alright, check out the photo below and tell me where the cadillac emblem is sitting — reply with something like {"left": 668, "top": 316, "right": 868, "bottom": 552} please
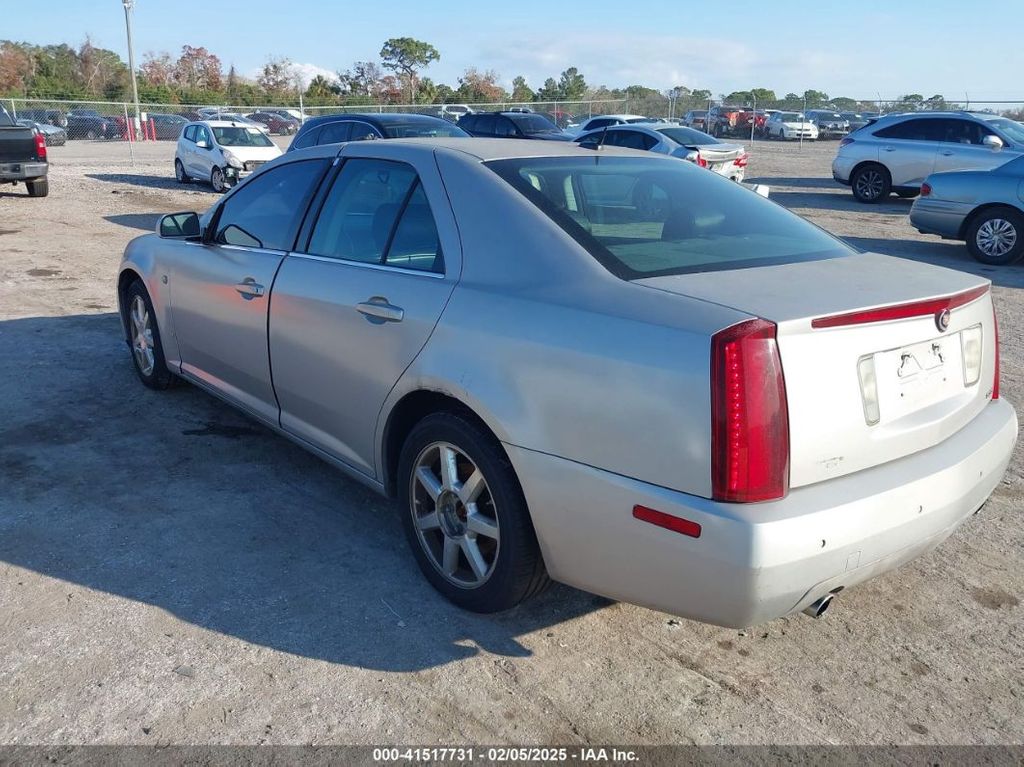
{"left": 936, "top": 308, "right": 951, "bottom": 332}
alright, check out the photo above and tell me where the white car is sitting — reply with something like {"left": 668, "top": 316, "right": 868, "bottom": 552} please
{"left": 766, "top": 112, "right": 819, "bottom": 141}
{"left": 564, "top": 113, "right": 651, "bottom": 137}
{"left": 174, "top": 120, "right": 283, "bottom": 193}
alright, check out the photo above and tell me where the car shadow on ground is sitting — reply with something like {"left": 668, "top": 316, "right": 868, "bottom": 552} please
{"left": 746, "top": 176, "right": 839, "bottom": 190}
{"left": 86, "top": 172, "right": 217, "bottom": 195}
{"left": 843, "top": 236, "right": 1024, "bottom": 289}
{"left": 0, "top": 312, "right": 602, "bottom": 672}
{"left": 766, "top": 190, "right": 915, "bottom": 215}
{"left": 104, "top": 213, "right": 162, "bottom": 231}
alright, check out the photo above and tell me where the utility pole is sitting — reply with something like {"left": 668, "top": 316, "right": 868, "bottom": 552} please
{"left": 122, "top": 0, "right": 141, "bottom": 137}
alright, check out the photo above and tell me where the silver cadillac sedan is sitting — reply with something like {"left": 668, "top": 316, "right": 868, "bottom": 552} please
{"left": 118, "top": 138, "right": 1017, "bottom": 627}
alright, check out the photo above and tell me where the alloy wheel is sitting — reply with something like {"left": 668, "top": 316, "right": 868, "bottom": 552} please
{"left": 976, "top": 218, "right": 1017, "bottom": 258}
{"left": 410, "top": 441, "right": 500, "bottom": 588}
{"left": 130, "top": 295, "right": 155, "bottom": 377}
{"left": 211, "top": 167, "right": 225, "bottom": 193}
{"left": 855, "top": 170, "right": 884, "bottom": 200}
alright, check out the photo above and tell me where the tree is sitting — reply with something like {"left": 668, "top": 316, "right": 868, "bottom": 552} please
{"left": 174, "top": 45, "right": 222, "bottom": 91}
{"left": 139, "top": 51, "right": 174, "bottom": 86}
{"left": 749, "top": 87, "right": 777, "bottom": 104}
{"left": 379, "top": 37, "right": 439, "bottom": 103}
{"left": 456, "top": 68, "right": 505, "bottom": 103}
{"left": 558, "top": 67, "right": 587, "bottom": 100}
{"left": 724, "top": 90, "right": 752, "bottom": 104}
{"left": 802, "top": 89, "right": 829, "bottom": 107}
{"left": 0, "top": 41, "right": 33, "bottom": 93}
{"left": 306, "top": 74, "right": 338, "bottom": 101}
{"left": 339, "top": 61, "right": 384, "bottom": 100}
{"left": 511, "top": 75, "right": 534, "bottom": 102}
{"left": 78, "top": 38, "right": 129, "bottom": 98}
{"left": 691, "top": 89, "right": 712, "bottom": 102}
{"left": 536, "top": 77, "right": 560, "bottom": 101}
{"left": 257, "top": 56, "right": 295, "bottom": 95}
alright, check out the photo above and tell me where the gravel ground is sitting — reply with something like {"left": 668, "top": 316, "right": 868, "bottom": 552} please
{"left": 0, "top": 137, "right": 1021, "bottom": 746}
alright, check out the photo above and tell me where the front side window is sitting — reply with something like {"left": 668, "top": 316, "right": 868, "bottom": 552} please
{"left": 318, "top": 121, "right": 352, "bottom": 144}
{"left": 290, "top": 126, "right": 321, "bottom": 150}
{"left": 214, "top": 159, "right": 329, "bottom": 250}
{"left": 195, "top": 126, "right": 210, "bottom": 144}
{"left": 486, "top": 156, "right": 852, "bottom": 278}
{"left": 307, "top": 159, "right": 442, "bottom": 273}
{"left": 979, "top": 116, "right": 1024, "bottom": 144}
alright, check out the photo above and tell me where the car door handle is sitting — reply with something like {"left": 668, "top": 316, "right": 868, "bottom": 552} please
{"left": 940, "top": 150, "right": 955, "bottom": 156}
{"left": 235, "top": 279, "right": 265, "bottom": 299}
{"left": 883, "top": 146, "right": 895, "bottom": 152}
{"left": 357, "top": 299, "right": 404, "bottom": 323}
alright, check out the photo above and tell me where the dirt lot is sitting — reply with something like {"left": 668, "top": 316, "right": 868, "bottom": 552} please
{"left": 0, "top": 137, "right": 1022, "bottom": 746}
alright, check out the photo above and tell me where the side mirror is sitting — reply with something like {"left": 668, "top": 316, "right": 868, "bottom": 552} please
{"left": 196, "top": 139, "right": 209, "bottom": 149}
{"left": 982, "top": 134, "right": 1004, "bottom": 150}
{"left": 158, "top": 212, "right": 201, "bottom": 239}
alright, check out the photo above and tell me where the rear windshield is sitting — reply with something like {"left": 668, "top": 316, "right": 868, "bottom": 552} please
{"left": 657, "top": 127, "right": 719, "bottom": 146}
{"left": 0, "top": 106, "right": 13, "bottom": 127}
{"left": 486, "top": 156, "right": 851, "bottom": 279}
{"left": 507, "top": 114, "right": 562, "bottom": 135}
{"left": 382, "top": 122, "right": 468, "bottom": 138}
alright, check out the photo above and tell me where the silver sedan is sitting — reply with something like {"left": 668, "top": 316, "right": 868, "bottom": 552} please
{"left": 118, "top": 138, "right": 1016, "bottom": 627}
{"left": 911, "top": 155, "right": 1024, "bottom": 265}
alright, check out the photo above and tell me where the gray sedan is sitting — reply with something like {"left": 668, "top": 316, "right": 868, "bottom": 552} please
{"left": 911, "top": 155, "right": 1024, "bottom": 265}
{"left": 117, "top": 139, "right": 1016, "bottom": 627}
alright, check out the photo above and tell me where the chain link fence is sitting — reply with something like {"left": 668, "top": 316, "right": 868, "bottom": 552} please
{"left": 7, "top": 96, "right": 1024, "bottom": 167}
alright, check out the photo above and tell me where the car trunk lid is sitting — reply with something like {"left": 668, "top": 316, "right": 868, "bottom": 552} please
{"left": 636, "top": 252, "right": 997, "bottom": 489}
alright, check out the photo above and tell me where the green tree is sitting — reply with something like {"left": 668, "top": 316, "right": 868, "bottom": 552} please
{"left": 558, "top": 67, "right": 587, "bottom": 100}
{"left": 511, "top": 75, "right": 534, "bottom": 102}
{"left": 691, "top": 89, "right": 712, "bottom": 102}
{"left": 379, "top": 37, "right": 439, "bottom": 103}
{"left": 306, "top": 74, "right": 339, "bottom": 102}
{"left": 802, "top": 89, "right": 829, "bottom": 107}
{"left": 257, "top": 56, "right": 295, "bottom": 95}
{"left": 536, "top": 77, "right": 560, "bottom": 101}
{"left": 749, "top": 87, "right": 776, "bottom": 104}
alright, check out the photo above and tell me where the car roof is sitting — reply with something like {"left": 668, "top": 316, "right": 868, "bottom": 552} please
{"left": 585, "top": 114, "right": 648, "bottom": 122}
{"left": 361, "top": 137, "right": 667, "bottom": 161}
{"left": 301, "top": 112, "right": 451, "bottom": 129}
{"left": 190, "top": 119, "right": 260, "bottom": 128}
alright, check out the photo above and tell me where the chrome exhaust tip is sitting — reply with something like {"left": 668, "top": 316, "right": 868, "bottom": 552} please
{"left": 802, "top": 594, "right": 834, "bottom": 619}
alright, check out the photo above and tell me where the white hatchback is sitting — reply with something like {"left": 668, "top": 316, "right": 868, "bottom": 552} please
{"left": 175, "top": 120, "right": 283, "bottom": 192}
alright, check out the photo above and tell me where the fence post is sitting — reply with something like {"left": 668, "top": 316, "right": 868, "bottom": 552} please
{"left": 123, "top": 102, "right": 135, "bottom": 167}
{"left": 751, "top": 94, "right": 756, "bottom": 143}
{"left": 9, "top": 99, "right": 16, "bottom": 118}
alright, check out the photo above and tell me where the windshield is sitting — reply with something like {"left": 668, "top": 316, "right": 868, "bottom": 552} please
{"left": 981, "top": 116, "right": 1024, "bottom": 144}
{"left": 657, "top": 127, "right": 719, "bottom": 146}
{"left": 841, "top": 113, "right": 862, "bottom": 120}
{"left": 486, "top": 156, "right": 851, "bottom": 278}
{"left": 212, "top": 126, "right": 274, "bottom": 147}
{"left": 382, "top": 122, "right": 468, "bottom": 138}
{"left": 508, "top": 114, "right": 561, "bottom": 135}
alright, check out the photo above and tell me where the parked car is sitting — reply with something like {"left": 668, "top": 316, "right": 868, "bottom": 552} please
{"left": 174, "top": 120, "right": 283, "bottom": 192}
{"left": 574, "top": 123, "right": 748, "bottom": 181}
{"left": 148, "top": 113, "right": 189, "bottom": 141}
{"left": 66, "top": 109, "right": 114, "bottom": 140}
{"left": 16, "top": 119, "right": 67, "bottom": 146}
{"left": 247, "top": 111, "right": 300, "bottom": 135}
{"left": 16, "top": 108, "right": 67, "bottom": 129}
{"left": 764, "top": 112, "right": 819, "bottom": 141}
{"left": 543, "top": 110, "right": 577, "bottom": 130}
{"left": 289, "top": 113, "right": 467, "bottom": 152}
{"left": 752, "top": 109, "right": 780, "bottom": 138}
{"left": 707, "top": 106, "right": 749, "bottom": 138}
{"left": 804, "top": 110, "right": 850, "bottom": 139}
{"left": 565, "top": 114, "right": 650, "bottom": 137}
{"left": 0, "top": 105, "right": 49, "bottom": 196}
{"left": 840, "top": 112, "right": 871, "bottom": 132}
{"left": 264, "top": 108, "right": 305, "bottom": 123}
{"left": 682, "top": 110, "right": 709, "bottom": 131}
{"left": 832, "top": 111, "right": 1024, "bottom": 203}
{"left": 118, "top": 138, "right": 1017, "bottom": 627}
{"left": 911, "top": 155, "right": 1024, "bottom": 265}
{"left": 458, "top": 112, "right": 570, "bottom": 141}
{"left": 437, "top": 104, "right": 473, "bottom": 122}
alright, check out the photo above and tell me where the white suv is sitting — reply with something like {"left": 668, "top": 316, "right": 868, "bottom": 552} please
{"left": 174, "top": 120, "right": 282, "bottom": 193}
{"left": 832, "top": 111, "right": 1024, "bottom": 203}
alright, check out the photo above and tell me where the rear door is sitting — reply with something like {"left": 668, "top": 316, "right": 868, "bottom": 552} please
{"left": 269, "top": 147, "right": 460, "bottom": 478}
{"left": 873, "top": 118, "right": 941, "bottom": 186}
{"left": 932, "top": 118, "right": 1010, "bottom": 174}
{"left": 169, "top": 158, "right": 330, "bottom": 422}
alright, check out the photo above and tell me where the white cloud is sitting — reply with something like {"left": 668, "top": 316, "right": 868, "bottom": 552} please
{"left": 289, "top": 62, "right": 339, "bottom": 88}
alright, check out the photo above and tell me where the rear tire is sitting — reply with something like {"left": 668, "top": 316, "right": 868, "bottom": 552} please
{"left": 174, "top": 159, "right": 191, "bottom": 184}
{"left": 26, "top": 178, "right": 48, "bottom": 198}
{"left": 397, "top": 412, "right": 550, "bottom": 613}
{"left": 965, "top": 207, "right": 1024, "bottom": 266}
{"left": 851, "top": 163, "right": 891, "bottom": 203}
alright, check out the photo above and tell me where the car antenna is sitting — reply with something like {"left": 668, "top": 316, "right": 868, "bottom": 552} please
{"left": 596, "top": 124, "right": 609, "bottom": 151}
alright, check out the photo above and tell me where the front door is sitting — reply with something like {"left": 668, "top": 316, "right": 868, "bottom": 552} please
{"left": 170, "top": 157, "right": 331, "bottom": 422}
{"left": 269, "top": 152, "right": 460, "bottom": 478}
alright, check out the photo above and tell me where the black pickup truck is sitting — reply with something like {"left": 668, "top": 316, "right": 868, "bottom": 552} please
{"left": 0, "top": 104, "right": 49, "bottom": 197}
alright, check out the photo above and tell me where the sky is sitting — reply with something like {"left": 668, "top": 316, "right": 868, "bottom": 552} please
{"left": 3, "top": 0, "right": 1024, "bottom": 100}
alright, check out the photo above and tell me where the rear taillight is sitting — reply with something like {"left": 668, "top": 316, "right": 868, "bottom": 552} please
{"left": 734, "top": 153, "right": 749, "bottom": 168}
{"left": 921, "top": 182, "right": 931, "bottom": 197}
{"left": 34, "top": 131, "right": 46, "bottom": 160}
{"left": 839, "top": 137, "right": 855, "bottom": 148}
{"left": 696, "top": 153, "right": 708, "bottom": 168}
{"left": 711, "top": 319, "right": 790, "bottom": 503}
{"left": 992, "top": 304, "right": 1001, "bottom": 400}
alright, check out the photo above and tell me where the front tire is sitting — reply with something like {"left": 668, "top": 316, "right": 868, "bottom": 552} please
{"left": 211, "top": 166, "right": 227, "bottom": 193}
{"left": 852, "top": 163, "right": 891, "bottom": 203}
{"left": 397, "top": 412, "right": 549, "bottom": 613}
{"left": 124, "top": 280, "right": 175, "bottom": 390}
{"left": 966, "top": 207, "right": 1024, "bottom": 265}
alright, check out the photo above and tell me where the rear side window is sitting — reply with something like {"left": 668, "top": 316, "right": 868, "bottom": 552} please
{"left": 214, "top": 159, "right": 330, "bottom": 250}
{"left": 307, "top": 159, "right": 442, "bottom": 272}
{"left": 873, "top": 119, "right": 942, "bottom": 141}
{"left": 486, "top": 156, "right": 851, "bottom": 278}
{"left": 493, "top": 116, "right": 517, "bottom": 137}
{"left": 291, "top": 125, "right": 322, "bottom": 150}
{"left": 473, "top": 115, "right": 496, "bottom": 135}
{"left": 318, "top": 121, "right": 352, "bottom": 144}
{"left": 608, "top": 130, "right": 657, "bottom": 150}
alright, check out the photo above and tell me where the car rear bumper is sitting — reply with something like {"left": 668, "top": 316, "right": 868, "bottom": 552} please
{"left": 831, "top": 156, "right": 855, "bottom": 184}
{"left": 509, "top": 398, "right": 1017, "bottom": 627}
{"left": 909, "top": 198, "right": 972, "bottom": 239}
{"left": 0, "top": 162, "right": 47, "bottom": 181}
